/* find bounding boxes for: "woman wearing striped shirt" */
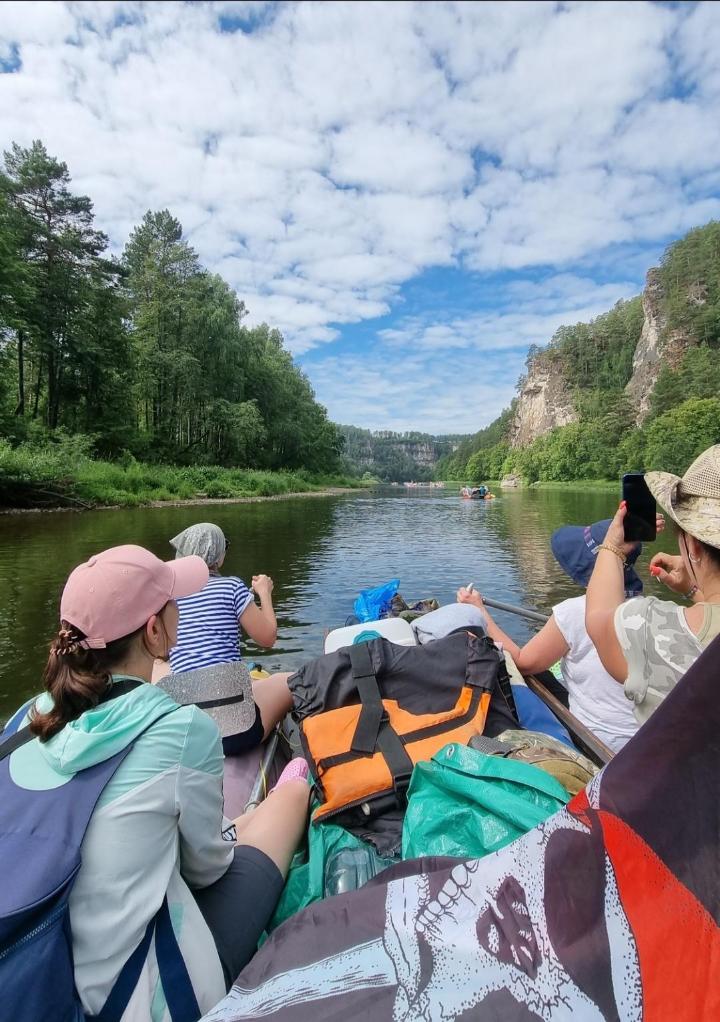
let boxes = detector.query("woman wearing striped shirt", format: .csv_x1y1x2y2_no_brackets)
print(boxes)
167,523,293,755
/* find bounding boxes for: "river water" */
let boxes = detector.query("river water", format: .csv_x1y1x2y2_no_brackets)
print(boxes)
0,487,675,718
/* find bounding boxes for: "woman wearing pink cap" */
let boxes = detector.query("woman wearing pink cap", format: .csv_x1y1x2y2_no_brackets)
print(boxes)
0,545,310,1022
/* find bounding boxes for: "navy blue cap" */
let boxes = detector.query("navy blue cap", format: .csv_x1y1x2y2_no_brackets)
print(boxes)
550,519,643,597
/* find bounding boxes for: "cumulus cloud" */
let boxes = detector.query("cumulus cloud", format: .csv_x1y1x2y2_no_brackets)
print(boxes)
311,270,640,431
0,0,719,429
307,347,521,436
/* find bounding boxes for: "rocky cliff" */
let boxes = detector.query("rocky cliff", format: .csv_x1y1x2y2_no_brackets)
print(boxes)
339,427,464,480
508,352,578,448
624,268,698,423
508,267,699,446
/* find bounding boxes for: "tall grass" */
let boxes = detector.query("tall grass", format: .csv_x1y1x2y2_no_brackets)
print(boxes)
0,439,363,509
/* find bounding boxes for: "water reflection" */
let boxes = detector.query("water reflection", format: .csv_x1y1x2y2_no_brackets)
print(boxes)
0,488,676,715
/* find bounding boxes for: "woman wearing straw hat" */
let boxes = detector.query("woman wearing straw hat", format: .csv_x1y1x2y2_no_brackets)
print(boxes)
586,445,720,723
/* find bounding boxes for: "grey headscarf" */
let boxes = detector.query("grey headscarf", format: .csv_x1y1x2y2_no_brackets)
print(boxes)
170,523,226,569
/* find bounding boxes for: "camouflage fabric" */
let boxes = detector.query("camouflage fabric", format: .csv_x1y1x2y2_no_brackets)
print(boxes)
387,594,440,621
645,443,720,548
615,596,720,723
494,728,598,796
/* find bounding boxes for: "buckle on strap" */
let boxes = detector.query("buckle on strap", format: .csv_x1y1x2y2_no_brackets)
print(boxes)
391,766,413,805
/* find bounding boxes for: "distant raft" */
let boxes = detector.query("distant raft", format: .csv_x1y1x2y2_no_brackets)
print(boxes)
460,486,495,500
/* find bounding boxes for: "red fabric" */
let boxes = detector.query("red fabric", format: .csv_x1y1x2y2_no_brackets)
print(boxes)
599,810,720,1021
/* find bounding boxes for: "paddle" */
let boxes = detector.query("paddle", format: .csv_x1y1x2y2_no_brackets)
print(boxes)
481,596,549,625
465,584,549,625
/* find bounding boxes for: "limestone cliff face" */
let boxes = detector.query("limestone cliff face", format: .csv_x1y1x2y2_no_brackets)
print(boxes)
508,353,577,448
349,439,445,470
508,267,700,447
624,268,698,422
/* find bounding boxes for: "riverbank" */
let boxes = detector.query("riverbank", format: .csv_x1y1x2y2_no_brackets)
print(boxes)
1,487,365,515
445,478,619,493
528,479,619,493
0,441,366,511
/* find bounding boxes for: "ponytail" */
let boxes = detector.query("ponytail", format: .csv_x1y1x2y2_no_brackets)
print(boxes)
30,622,144,741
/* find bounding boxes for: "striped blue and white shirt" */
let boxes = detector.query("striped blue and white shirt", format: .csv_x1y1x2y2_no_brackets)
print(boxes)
170,575,254,674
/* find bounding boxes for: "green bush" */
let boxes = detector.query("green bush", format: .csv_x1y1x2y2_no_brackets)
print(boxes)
0,442,362,509
643,398,720,474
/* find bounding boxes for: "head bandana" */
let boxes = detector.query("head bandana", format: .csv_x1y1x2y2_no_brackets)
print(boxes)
170,522,226,569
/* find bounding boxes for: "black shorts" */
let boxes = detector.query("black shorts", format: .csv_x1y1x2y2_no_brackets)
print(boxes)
193,844,284,988
221,704,264,757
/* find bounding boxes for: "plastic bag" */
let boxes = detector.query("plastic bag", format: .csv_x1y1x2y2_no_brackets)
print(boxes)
268,812,395,930
402,742,569,860
353,579,400,622
324,846,395,897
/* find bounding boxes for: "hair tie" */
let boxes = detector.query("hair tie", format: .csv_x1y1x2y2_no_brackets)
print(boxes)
54,628,83,656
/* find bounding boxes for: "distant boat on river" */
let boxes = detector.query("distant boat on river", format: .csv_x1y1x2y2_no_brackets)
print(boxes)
461,486,495,500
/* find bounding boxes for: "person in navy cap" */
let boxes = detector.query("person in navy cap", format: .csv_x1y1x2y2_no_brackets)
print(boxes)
458,515,662,752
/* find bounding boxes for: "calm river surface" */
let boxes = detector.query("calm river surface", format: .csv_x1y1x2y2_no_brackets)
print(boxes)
0,487,675,718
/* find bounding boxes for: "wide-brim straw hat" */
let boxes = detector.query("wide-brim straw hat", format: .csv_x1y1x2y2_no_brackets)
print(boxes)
158,660,255,737
645,444,720,550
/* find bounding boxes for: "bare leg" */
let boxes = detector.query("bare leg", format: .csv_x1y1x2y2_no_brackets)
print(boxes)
251,672,293,739
233,779,310,875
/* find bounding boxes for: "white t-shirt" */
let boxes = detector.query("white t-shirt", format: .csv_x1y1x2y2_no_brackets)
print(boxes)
553,595,638,753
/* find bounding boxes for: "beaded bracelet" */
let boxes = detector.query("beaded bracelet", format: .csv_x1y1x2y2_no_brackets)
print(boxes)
684,584,699,600
597,542,628,565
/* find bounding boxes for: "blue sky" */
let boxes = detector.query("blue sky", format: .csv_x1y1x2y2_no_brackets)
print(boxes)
2,1,720,433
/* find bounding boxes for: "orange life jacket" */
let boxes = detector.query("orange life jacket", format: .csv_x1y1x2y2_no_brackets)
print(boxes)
300,642,495,823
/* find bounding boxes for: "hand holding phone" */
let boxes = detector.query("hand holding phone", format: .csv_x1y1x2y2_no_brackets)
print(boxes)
622,473,657,542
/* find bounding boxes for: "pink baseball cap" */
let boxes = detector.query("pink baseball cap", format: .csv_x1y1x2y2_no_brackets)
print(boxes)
60,544,209,648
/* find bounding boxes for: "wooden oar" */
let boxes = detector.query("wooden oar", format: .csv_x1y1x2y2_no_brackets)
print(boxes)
244,725,281,811
524,674,613,766
471,591,614,765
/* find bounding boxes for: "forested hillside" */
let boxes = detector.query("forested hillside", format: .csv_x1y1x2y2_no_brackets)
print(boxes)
438,222,720,482
339,425,465,481
0,141,343,483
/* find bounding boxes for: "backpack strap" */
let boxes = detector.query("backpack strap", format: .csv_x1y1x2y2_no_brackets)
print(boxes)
446,626,519,722
91,896,200,1022
348,644,385,755
0,679,145,763
154,897,202,1022
1,681,199,1022
348,644,414,804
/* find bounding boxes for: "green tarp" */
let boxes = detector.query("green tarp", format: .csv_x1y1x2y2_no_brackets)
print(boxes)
270,741,569,930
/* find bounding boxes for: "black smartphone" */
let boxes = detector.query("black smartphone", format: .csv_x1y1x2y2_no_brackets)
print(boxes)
622,472,656,542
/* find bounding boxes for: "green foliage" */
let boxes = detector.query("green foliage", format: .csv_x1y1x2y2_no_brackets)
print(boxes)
448,223,720,484
544,298,643,393
436,404,516,480
466,442,509,483
660,221,720,346
0,438,361,509
494,397,720,484
643,398,720,474
0,141,344,495
649,344,720,419
339,425,463,482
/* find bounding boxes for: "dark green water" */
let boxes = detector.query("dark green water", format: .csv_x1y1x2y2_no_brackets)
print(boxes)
0,487,675,719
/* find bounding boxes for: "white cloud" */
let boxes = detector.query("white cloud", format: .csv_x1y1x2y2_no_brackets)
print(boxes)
1,0,719,428
377,274,639,354
307,347,521,435
311,270,640,432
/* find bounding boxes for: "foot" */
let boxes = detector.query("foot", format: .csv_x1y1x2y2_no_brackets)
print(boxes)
270,758,309,793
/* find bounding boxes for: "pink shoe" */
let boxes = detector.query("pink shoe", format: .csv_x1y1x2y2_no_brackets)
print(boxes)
270,758,309,793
